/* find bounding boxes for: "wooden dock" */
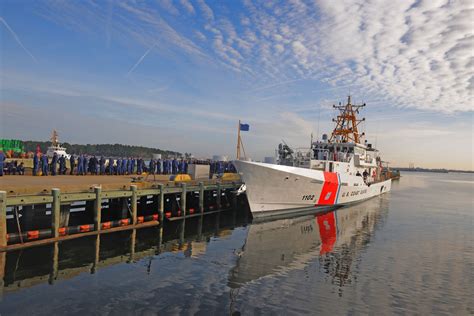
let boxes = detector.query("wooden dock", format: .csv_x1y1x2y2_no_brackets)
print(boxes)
0,175,244,251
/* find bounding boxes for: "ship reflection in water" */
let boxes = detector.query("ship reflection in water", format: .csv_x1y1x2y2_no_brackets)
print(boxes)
228,197,387,293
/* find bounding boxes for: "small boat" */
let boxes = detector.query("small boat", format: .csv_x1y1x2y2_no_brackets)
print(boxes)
234,96,392,219
46,130,71,159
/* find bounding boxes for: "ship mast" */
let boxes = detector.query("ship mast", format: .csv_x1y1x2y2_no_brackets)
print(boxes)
51,130,59,147
330,96,366,144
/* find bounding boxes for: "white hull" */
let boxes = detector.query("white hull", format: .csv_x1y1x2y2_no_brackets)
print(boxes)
233,160,391,218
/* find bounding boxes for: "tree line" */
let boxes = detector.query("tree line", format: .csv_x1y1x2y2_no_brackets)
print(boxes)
23,141,182,158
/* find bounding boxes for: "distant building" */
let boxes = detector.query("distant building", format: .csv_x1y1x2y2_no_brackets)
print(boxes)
212,155,228,161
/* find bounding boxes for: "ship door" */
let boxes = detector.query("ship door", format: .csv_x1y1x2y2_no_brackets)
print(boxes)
329,162,333,172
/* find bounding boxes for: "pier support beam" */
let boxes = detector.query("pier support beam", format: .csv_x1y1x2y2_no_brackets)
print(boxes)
130,185,137,225
158,184,164,222
0,191,6,248
51,188,60,238
94,186,102,231
181,183,187,217
199,182,204,214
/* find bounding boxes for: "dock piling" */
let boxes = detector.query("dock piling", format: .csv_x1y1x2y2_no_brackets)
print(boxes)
181,183,187,217
216,182,222,209
130,185,137,225
199,182,204,214
0,191,6,248
51,188,60,238
94,186,102,231
158,184,164,221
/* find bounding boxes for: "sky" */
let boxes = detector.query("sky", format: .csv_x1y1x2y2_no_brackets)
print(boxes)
0,0,473,170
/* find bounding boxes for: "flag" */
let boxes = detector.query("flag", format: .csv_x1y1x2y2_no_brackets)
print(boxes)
240,123,250,131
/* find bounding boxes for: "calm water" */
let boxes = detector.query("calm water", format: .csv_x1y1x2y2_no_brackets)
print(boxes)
0,172,473,315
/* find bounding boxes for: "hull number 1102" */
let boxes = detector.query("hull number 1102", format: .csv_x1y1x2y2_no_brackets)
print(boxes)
302,194,315,201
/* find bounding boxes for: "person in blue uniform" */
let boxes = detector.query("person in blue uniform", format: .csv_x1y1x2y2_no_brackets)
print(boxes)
70,155,75,175
77,155,83,175
116,158,122,175
172,158,177,175
108,158,114,175
41,154,49,176
149,159,155,175
82,155,88,175
136,158,142,174
184,160,189,174
58,155,66,175
156,159,161,174
0,151,5,176
51,153,58,176
99,156,105,175
33,153,39,176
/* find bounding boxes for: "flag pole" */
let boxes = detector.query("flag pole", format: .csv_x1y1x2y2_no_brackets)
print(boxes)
236,120,241,160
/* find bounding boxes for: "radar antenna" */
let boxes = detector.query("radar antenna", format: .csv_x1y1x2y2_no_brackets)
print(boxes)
330,96,366,143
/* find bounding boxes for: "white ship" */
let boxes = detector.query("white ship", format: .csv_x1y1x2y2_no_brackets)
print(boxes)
46,130,71,159
234,96,392,219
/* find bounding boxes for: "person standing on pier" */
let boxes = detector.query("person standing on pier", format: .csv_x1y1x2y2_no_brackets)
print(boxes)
149,159,155,175
0,150,5,176
51,153,58,176
41,154,49,176
156,159,161,174
58,155,66,175
109,158,114,175
70,155,75,175
99,156,105,175
83,155,88,175
33,152,39,176
77,155,83,175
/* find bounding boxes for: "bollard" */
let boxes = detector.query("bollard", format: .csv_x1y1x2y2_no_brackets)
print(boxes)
181,183,187,217
51,188,60,238
158,184,164,222
0,191,6,248
94,186,102,231
199,182,204,214
216,182,222,209
130,185,137,225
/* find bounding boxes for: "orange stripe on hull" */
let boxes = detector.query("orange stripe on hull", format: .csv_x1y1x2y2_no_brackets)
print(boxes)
317,172,339,205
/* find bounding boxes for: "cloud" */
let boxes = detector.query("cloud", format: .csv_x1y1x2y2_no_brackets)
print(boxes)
180,0,195,15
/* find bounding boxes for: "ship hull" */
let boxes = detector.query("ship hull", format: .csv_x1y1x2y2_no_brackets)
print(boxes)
233,160,391,218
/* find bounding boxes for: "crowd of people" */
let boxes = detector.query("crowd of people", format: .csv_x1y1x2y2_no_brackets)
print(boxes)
27,153,234,177
0,150,236,177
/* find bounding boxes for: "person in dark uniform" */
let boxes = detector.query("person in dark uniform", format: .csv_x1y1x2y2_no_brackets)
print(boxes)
99,156,105,175
0,151,5,176
138,158,143,174
51,153,58,176
33,153,39,176
156,159,161,174
172,158,178,175
83,155,88,175
58,155,66,175
41,154,49,176
77,155,83,175
70,155,75,175
149,159,155,175
108,158,114,175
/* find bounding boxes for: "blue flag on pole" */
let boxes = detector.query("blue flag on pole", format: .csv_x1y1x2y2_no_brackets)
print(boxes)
240,123,250,131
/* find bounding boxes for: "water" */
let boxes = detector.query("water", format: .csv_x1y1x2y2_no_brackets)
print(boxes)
0,172,473,315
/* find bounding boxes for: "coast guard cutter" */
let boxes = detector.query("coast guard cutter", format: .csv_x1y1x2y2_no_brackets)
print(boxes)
234,96,392,219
